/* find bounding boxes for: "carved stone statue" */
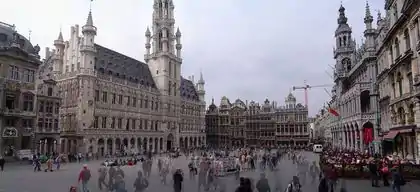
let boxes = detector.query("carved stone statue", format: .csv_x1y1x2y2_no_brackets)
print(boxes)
33,44,40,54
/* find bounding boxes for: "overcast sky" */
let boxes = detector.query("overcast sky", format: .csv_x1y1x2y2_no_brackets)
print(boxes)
0,0,384,116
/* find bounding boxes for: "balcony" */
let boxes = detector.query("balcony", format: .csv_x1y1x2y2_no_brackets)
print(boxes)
37,128,60,134
3,108,36,117
80,45,96,52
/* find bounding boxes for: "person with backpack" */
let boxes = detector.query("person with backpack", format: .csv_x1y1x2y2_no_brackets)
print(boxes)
285,176,301,192
391,167,405,192
78,164,91,192
134,171,149,192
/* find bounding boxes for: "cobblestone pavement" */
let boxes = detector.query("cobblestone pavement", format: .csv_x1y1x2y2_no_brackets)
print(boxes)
0,152,419,192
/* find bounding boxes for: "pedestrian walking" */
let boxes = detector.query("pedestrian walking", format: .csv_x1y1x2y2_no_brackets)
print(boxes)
256,173,271,192
134,171,149,192
77,164,91,192
173,169,183,192
98,165,108,190
0,155,5,171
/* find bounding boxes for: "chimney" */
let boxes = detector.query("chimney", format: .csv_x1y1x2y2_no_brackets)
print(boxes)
45,47,50,58
75,24,79,36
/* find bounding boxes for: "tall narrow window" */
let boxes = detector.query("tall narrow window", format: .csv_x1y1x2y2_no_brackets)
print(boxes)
94,90,99,101
94,116,99,128
408,73,413,92
404,29,411,51
23,94,34,111
158,31,163,51
102,117,107,128
397,73,403,96
395,38,400,57
102,92,108,103
389,46,394,63
111,117,115,129
47,87,53,96
168,81,172,95
343,36,347,46
174,83,177,96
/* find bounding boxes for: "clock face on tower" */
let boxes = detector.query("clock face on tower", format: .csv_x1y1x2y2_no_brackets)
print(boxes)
2,128,18,137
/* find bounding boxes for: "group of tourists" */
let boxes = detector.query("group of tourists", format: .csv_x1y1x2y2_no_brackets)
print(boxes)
319,146,411,192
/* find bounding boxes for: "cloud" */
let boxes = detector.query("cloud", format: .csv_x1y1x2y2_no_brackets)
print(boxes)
0,0,384,116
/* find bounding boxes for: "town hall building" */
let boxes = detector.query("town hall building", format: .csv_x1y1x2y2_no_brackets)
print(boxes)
47,0,206,155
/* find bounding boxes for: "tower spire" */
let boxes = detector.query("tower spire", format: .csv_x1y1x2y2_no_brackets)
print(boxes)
89,0,93,12
364,1,373,25
337,4,348,25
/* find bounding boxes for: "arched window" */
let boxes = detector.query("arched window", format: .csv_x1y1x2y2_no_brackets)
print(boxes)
158,1,163,17
166,30,170,51
164,1,169,18
394,38,400,56
404,29,411,51
408,104,414,123
343,36,347,46
342,58,351,72
398,107,405,124
158,31,163,51
339,37,342,47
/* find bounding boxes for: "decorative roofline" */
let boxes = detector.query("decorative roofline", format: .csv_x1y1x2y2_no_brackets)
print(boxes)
0,21,15,30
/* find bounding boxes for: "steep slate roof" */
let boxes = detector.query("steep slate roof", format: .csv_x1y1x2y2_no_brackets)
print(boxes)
94,44,156,88
0,21,41,58
181,77,199,101
94,44,199,101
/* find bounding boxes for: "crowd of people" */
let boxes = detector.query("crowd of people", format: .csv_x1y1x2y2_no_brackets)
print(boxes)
4,145,413,192
319,147,411,192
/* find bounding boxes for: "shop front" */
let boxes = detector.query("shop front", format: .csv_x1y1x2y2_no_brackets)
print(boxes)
382,125,418,161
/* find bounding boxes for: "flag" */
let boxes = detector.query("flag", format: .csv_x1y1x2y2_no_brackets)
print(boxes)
328,107,340,116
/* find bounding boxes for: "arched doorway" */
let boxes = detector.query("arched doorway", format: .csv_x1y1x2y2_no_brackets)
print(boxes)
98,138,105,156
180,137,184,149
106,138,113,156
159,138,163,151
362,121,374,150
167,134,174,151
115,138,121,153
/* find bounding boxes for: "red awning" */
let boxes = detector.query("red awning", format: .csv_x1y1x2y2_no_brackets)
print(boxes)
383,128,414,140
383,130,399,140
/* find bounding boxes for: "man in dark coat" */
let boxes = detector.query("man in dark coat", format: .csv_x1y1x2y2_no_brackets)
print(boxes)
173,169,183,192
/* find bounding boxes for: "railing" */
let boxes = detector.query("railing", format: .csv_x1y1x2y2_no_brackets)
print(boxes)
2,108,35,117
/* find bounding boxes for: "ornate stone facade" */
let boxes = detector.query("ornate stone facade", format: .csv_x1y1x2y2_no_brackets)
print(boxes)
34,50,62,154
206,93,309,148
0,21,41,156
320,2,420,159
329,3,379,152
378,0,420,161
47,0,206,155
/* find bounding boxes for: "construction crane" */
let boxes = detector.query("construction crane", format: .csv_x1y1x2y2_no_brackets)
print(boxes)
292,81,334,108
